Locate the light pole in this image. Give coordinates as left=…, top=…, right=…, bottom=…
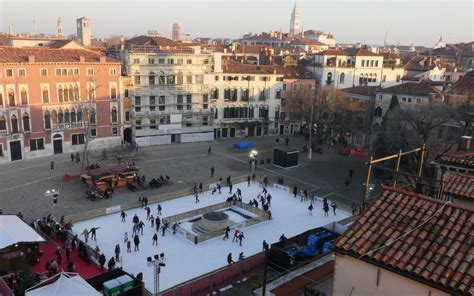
left=44, top=189, right=59, bottom=219
left=249, top=150, right=258, bottom=173
left=147, top=255, right=165, bottom=296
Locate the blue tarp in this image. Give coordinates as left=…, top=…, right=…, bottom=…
left=234, top=141, right=255, bottom=149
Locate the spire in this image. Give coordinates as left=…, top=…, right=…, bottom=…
left=32, top=19, right=37, bottom=36
left=289, top=0, right=300, bottom=35
left=8, top=24, right=13, bottom=35
left=57, top=17, right=65, bottom=38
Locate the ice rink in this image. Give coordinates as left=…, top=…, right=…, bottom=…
left=72, top=182, right=350, bottom=291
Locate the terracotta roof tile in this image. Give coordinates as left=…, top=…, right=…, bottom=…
left=378, top=81, right=445, bottom=97
left=443, top=173, right=474, bottom=201
left=439, top=151, right=474, bottom=170
left=333, top=187, right=474, bottom=295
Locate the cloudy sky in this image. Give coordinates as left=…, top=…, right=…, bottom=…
left=1, top=0, right=472, bottom=46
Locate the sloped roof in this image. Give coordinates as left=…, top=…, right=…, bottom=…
left=0, top=215, right=45, bottom=249
left=316, top=48, right=382, bottom=57
left=443, top=173, right=474, bottom=201
left=333, top=187, right=474, bottom=295
left=0, top=46, right=120, bottom=64
left=377, top=81, right=444, bottom=97
left=223, top=60, right=311, bottom=78
left=26, top=273, right=101, bottom=296
left=341, top=86, right=378, bottom=97
left=291, top=38, right=327, bottom=46
left=126, top=35, right=174, bottom=47
left=450, top=71, right=474, bottom=95
left=439, top=151, right=474, bottom=169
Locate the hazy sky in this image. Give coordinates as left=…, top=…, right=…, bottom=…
left=1, top=0, right=472, bottom=46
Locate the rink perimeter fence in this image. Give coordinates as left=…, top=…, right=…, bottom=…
left=161, top=251, right=266, bottom=296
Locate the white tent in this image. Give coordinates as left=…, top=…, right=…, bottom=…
left=26, top=273, right=101, bottom=296
left=0, top=215, right=45, bottom=249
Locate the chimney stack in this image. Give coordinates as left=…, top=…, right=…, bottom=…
left=79, top=55, right=85, bottom=63
left=99, top=56, right=106, bottom=63
left=28, top=55, right=35, bottom=63
left=458, top=136, right=472, bottom=152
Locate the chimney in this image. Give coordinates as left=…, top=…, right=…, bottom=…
left=28, top=55, right=35, bottom=63
left=273, top=69, right=277, bottom=75
left=79, top=55, right=85, bottom=63
left=120, top=37, right=125, bottom=51
left=458, top=136, right=472, bottom=152
left=99, top=56, right=106, bottom=63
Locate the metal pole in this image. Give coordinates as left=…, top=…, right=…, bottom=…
left=363, top=157, right=373, bottom=208
left=154, top=261, right=159, bottom=296
left=417, top=144, right=426, bottom=177
left=308, top=102, right=314, bottom=159
left=262, top=248, right=269, bottom=295
left=393, top=149, right=402, bottom=187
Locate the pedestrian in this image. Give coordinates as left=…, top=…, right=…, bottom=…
left=161, top=224, right=166, bottom=236
left=208, top=146, right=212, bottom=155
left=223, top=226, right=230, bottom=240
left=285, top=136, right=289, bottom=146
left=217, top=182, right=222, bottom=194
left=210, top=166, right=215, bottom=177
left=126, top=240, right=131, bottom=253
left=238, top=232, right=245, bottom=246
left=157, top=204, right=162, bottom=215
left=144, top=196, right=148, bottom=207
left=89, top=227, right=100, bottom=241
left=227, top=253, right=234, bottom=265
left=266, top=158, right=271, bottom=167
left=237, top=188, right=242, bottom=199
left=81, top=228, right=89, bottom=242
left=107, top=257, right=116, bottom=270
left=172, top=222, right=178, bottom=235
left=114, top=244, right=120, bottom=261
left=266, top=194, right=272, bottom=206
left=199, top=182, right=203, bottom=194
left=332, top=201, right=337, bottom=215
left=323, top=203, right=329, bottom=217
left=150, top=215, right=155, bottom=228
left=238, top=252, right=245, bottom=260
left=262, top=240, right=269, bottom=251
left=133, top=235, right=140, bottom=251
left=152, top=233, right=158, bottom=245
left=229, top=182, right=233, bottom=194
left=195, top=193, right=200, bottom=203
left=247, top=175, right=251, bottom=186
left=293, top=185, right=298, bottom=198
left=55, top=247, right=62, bottom=264
left=70, top=153, right=75, bottom=163
left=99, top=253, right=106, bottom=270
left=349, top=168, right=354, bottom=179
left=345, top=177, right=350, bottom=189
left=138, top=220, right=145, bottom=235
left=146, top=207, right=151, bottom=220
left=124, top=232, right=128, bottom=243
left=120, top=211, right=127, bottom=222
left=232, top=229, right=240, bottom=242
left=308, top=203, right=314, bottom=215
left=133, top=214, right=139, bottom=224
left=155, top=216, right=161, bottom=231
left=279, top=234, right=287, bottom=242
left=50, top=160, right=55, bottom=170
left=351, top=203, right=357, bottom=215
left=75, top=152, right=80, bottom=163
left=65, top=245, right=71, bottom=261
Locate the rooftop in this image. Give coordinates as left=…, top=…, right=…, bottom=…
left=438, top=151, right=474, bottom=170
left=450, top=71, right=474, bottom=96
left=223, top=60, right=311, bottom=78
left=443, top=173, right=474, bottom=201
left=377, top=81, right=444, bottom=97
left=316, top=47, right=382, bottom=57
left=333, top=186, right=474, bottom=295
left=341, top=85, right=379, bottom=97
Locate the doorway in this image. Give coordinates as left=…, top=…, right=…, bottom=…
left=9, top=141, right=22, bottom=161
left=279, top=125, right=284, bottom=135
left=53, top=134, right=63, bottom=154
left=248, top=126, right=255, bottom=137
left=123, top=128, right=132, bottom=144
left=230, top=128, right=236, bottom=137
left=256, top=126, right=262, bottom=136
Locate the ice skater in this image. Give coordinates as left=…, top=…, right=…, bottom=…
left=237, top=188, right=242, bottom=199
left=223, top=226, right=230, bottom=240
left=332, top=201, right=337, bottom=215
left=247, top=175, right=251, bottom=186
left=81, top=228, right=89, bottom=242
left=262, top=240, right=269, bottom=251
left=155, top=216, right=161, bottom=232
left=238, top=232, right=245, bottom=246
left=150, top=215, right=155, bottom=228
left=124, top=232, right=128, bottom=243
left=114, top=244, right=121, bottom=261
left=157, top=204, right=162, bottom=215
left=229, top=182, right=233, bottom=194
left=232, top=229, right=240, bottom=242
left=152, top=233, right=158, bottom=245
left=227, top=253, right=234, bottom=265
left=89, top=227, right=100, bottom=241
left=120, top=211, right=127, bottom=222
left=308, top=203, right=314, bottom=215
left=217, top=182, right=222, bottom=194
left=126, top=240, right=131, bottom=253
left=293, top=185, right=298, bottom=198
left=133, top=214, right=139, bottom=224
left=172, top=223, right=178, bottom=235
left=195, top=193, right=200, bottom=203
left=133, top=235, right=140, bottom=251
left=146, top=207, right=151, bottom=220
left=138, top=220, right=145, bottom=235
left=323, top=203, right=329, bottom=217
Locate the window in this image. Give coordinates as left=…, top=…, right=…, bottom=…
left=375, top=61, right=379, bottom=67
left=148, top=58, right=155, bottom=64
left=62, top=69, right=67, bottom=76
left=23, top=112, right=30, bottom=132
left=150, top=119, right=157, bottom=129
left=124, top=89, right=129, bottom=98
left=416, top=98, right=421, bottom=103
left=259, top=89, right=266, bottom=100
left=135, top=96, right=141, bottom=106
left=402, top=97, right=407, bottom=102
left=0, top=116, right=6, bottom=130
left=340, top=73, right=345, bottom=83
left=382, top=75, right=386, bottom=82
left=20, top=88, right=28, bottom=105
left=224, top=89, right=231, bottom=101
left=44, top=111, right=51, bottom=129
left=11, top=115, right=18, bottom=133
left=177, top=95, right=183, bottom=110
left=8, top=89, right=15, bottom=107
left=215, top=76, right=219, bottom=81
left=149, top=96, right=156, bottom=111
left=241, top=89, right=249, bottom=101
left=63, top=85, right=69, bottom=102
left=378, top=95, right=383, bottom=100
left=177, top=59, right=183, bottom=65
left=167, top=75, right=175, bottom=85
left=407, top=97, right=413, bottom=103
left=72, top=134, right=85, bottom=145
left=168, top=59, right=174, bottom=64
left=57, top=85, right=63, bottom=102
left=109, top=68, right=116, bottom=75
left=195, top=75, right=203, bottom=84
left=327, top=72, right=333, bottom=83
left=40, top=69, right=48, bottom=76
left=186, top=75, right=193, bottom=84
left=133, top=58, right=140, bottom=64
left=42, top=87, right=49, bottom=103
left=149, top=74, right=155, bottom=85
left=74, top=68, right=79, bottom=75
left=361, top=60, right=365, bottom=67
left=203, top=116, right=208, bottom=125
left=112, top=127, right=118, bottom=135
left=396, top=75, right=401, bottom=82
left=87, top=68, right=94, bottom=76
left=186, top=59, right=192, bottom=64
left=283, top=84, right=287, bottom=91
left=158, top=58, right=165, bottom=64
left=30, top=138, right=44, bottom=151
left=125, top=111, right=130, bottom=122
left=74, top=85, right=79, bottom=101
left=90, top=109, right=96, bottom=125
left=0, top=92, right=3, bottom=108
left=276, top=89, right=281, bottom=99
left=90, top=128, right=97, bottom=137
left=186, top=95, right=192, bottom=110
left=203, top=94, right=208, bottom=110
left=135, top=120, right=142, bottom=130
left=177, top=75, right=183, bottom=85
left=374, top=107, right=382, bottom=117
left=134, top=75, right=141, bottom=85
left=111, top=107, right=117, bottom=123
left=68, top=85, right=74, bottom=101
left=71, top=109, right=76, bottom=123
left=6, top=69, right=14, bottom=77
left=370, top=60, right=374, bottom=67
left=159, top=75, right=166, bottom=85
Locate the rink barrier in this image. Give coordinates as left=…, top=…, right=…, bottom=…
left=161, top=251, right=266, bottom=296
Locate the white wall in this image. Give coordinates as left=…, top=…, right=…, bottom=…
left=135, top=135, right=171, bottom=146
left=180, top=132, right=214, bottom=143
left=333, top=255, right=449, bottom=296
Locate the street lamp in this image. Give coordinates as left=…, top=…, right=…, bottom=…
left=363, top=183, right=374, bottom=208
left=44, top=189, right=59, bottom=219
left=249, top=150, right=258, bottom=173
left=147, top=254, right=166, bottom=296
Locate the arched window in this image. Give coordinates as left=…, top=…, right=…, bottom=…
left=275, top=105, right=280, bottom=120
left=90, top=108, right=96, bottom=124
left=22, top=112, right=30, bottom=132
left=327, top=72, right=333, bottom=82
left=339, top=73, right=345, bottom=83
left=77, top=109, right=83, bottom=122
left=58, top=86, right=63, bottom=102
left=21, top=88, right=28, bottom=105
left=74, top=85, right=80, bottom=101
left=223, top=107, right=230, bottom=118
left=64, top=109, right=70, bottom=123
left=63, top=85, right=69, bottom=102
left=249, top=105, right=254, bottom=118
left=51, top=110, right=58, bottom=127
left=110, top=85, right=117, bottom=100
left=259, top=105, right=265, bottom=118
left=58, top=110, right=64, bottom=124
left=69, top=85, right=74, bottom=101
left=0, top=92, right=3, bottom=107
left=11, top=115, right=18, bottom=133
left=82, top=110, right=88, bottom=123
left=8, top=89, right=15, bottom=107
left=44, top=111, right=51, bottom=129
left=0, top=116, right=6, bottom=130
left=71, top=108, right=76, bottom=123
left=214, top=107, right=218, bottom=119
left=374, top=106, right=382, bottom=117
left=111, top=107, right=117, bottom=123
left=42, top=87, right=49, bottom=103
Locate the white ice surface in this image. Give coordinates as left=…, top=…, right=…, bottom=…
left=72, top=182, right=349, bottom=291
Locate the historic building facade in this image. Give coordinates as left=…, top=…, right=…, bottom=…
left=0, top=46, right=122, bottom=162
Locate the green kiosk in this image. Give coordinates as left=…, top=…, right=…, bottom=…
left=273, top=147, right=299, bottom=168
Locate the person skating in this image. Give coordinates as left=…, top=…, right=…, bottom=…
left=65, top=245, right=71, bottom=262
left=144, top=196, right=148, bottom=208
left=120, top=211, right=127, bottom=222
left=247, top=175, right=251, bottom=186
left=126, top=240, right=131, bottom=253
left=157, top=204, right=162, bottom=215
left=210, top=166, right=215, bottom=177
left=223, top=226, right=230, bottom=240
left=217, top=182, right=222, bottom=194
left=237, top=188, right=242, bottom=199
left=132, top=214, right=139, bottom=224
left=172, top=223, right=178, bottom=235
left=114, top=244, right=121, bottom=261
left=155, top=216, right=161, bottom=232
left=308, top=203, right=314, bottom=215
left=331, top=201, right=337, bottom=215
left=238, top=232, right=246, bottom=246
left=199, top=182, right=203, bottom=194
left=323, top=203, right=329, bottom=217
left=161, top=223, right=167, bottom=236
left=195, top=193, right=200, bottom=203
left=152, top=233, right=158, bottom=245
left=107, top=257, right=116, bottom=270
left=138, top=220, right=145, bottom=235
left=232, top=229, right=240, bottom=242
left=293, top=185, right=298, bottom=198
left=150, top=215, right=155, bottom=228
left=238, top=252, right=245, bottom=261
left=279, top=234, right=287, bottom=242
left=81, top=228, right=89, bottom=242
left=146, top=207, right=151, bottom=220
left=133, top=235, right=140, bottom=251
left=99, top=253, right=106, bottom=270
left=124, top=232, right=128, bottom=243
left=262, top=240, right=269, bottom=251
left=228, top=182, right=233, bottom=194
left=227, top=253, right=234, bottom=265
left=266, top=194, right=272, bottom=206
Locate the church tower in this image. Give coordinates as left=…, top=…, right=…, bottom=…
left=57, top=17, right=65, bottom=38
left=76, top=17, right=91, bottom=46
left=289, top=1, right=301, bottom=35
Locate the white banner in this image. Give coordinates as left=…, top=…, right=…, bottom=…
left=273, top=184, right=290, bottom=192
left=106, top=205, right=121, bottom=215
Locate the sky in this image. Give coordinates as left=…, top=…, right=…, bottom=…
left=0, top=0, right=472, bottom=46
